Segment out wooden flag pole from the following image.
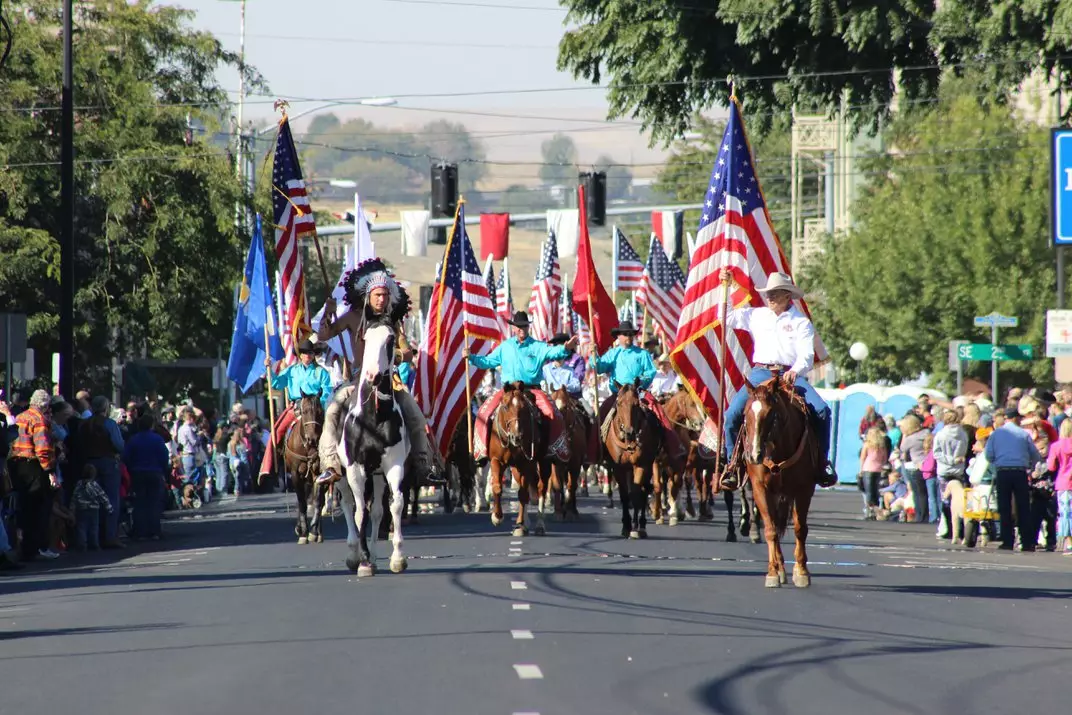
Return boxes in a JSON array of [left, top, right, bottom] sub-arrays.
[[464, 327, 474, 454], [263, 317, 279, 475], [586, 292, 599, 418], [714, 277, 731, 477]]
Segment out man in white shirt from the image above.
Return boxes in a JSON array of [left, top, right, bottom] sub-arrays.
[[718, 269, 837, 489], [648, 354, 680, 398]]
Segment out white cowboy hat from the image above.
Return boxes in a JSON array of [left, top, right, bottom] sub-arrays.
[[757, 272, 804, 300]]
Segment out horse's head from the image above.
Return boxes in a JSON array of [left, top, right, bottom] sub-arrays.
[[298, 395, 323, 448], [743, 378, 790, 464], [667, 389, 705, 433], [613, 383, 646, 444], [495, 382, 537, 454], [360, 323, 394, 384], [550, 385, 570, 412]]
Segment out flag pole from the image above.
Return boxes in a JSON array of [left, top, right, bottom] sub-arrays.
[[263, 312, 279, 480], [714, 277, 731, 481], [586, 292, 599, 419]]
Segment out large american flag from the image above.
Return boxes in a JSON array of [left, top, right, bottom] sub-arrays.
[[670, 100, 826, 439], [413, 205, 499, 457], [636, 233, 686, 350], [527, 227, 561, 341], [613, 227, 645, 292], [272, 116, 313, 349], [274, 270, 296, 366], [482, 256, 505, 342], [496, 256, 513, 316]]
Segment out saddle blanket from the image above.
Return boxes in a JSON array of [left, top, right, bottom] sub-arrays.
[[697, 416, 720, 458], [473, 388, 570, 462]]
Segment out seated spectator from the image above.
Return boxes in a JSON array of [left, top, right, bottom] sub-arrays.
[[876, 471, 910, 520]]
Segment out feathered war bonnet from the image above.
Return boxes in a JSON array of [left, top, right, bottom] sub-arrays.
[[342, 258, 412, 324]]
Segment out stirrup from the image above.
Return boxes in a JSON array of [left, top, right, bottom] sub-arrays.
[[718, 466, 741, 492], [316, 469, 341, 485], [817, 463, 838, 488]]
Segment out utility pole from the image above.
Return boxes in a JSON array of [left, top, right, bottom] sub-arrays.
[[59, 0, 75, 398]]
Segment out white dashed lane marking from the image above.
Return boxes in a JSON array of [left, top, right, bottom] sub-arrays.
[[511, 629, 534, 640], [512, 603, 531, 611], [513, 664, 544, 679], [511, 581, 528, 590]]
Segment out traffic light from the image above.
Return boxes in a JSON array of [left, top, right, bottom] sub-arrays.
[[430, 162, 458, 245], [579, 171, 607, 226]]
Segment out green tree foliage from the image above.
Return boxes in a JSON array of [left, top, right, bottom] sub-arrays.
[[557, 0, 1072, 143], [802, 82, 1053, 389], [594, 154, 633, 201], [539, 133, 579, 185], [0, 0, 263, 388]]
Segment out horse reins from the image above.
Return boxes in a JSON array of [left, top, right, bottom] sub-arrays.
[[748, 384, 812, 476]]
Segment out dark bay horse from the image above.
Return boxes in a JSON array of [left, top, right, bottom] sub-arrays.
[[488, 382, 549, 537], [284, 395, 327, 545], [602, 384, 658, 538], [549, 386, 586, 522], [739, 375, 820, 588]]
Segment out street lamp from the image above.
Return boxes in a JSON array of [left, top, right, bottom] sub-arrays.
[[255, 97, 399, 137], [849, 342, 869, 384]]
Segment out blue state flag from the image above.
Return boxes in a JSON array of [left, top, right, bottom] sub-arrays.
[[227, 214, 285, 393]]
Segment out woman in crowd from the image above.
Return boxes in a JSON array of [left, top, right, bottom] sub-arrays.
[[898, 414, 929, 523], [859, 427, 888, 520], [1047, 418, 1072, 554]]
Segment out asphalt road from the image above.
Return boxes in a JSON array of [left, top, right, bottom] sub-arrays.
[[1, 488, 1069, 715]]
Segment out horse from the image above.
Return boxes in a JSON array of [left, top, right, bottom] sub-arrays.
[[284, 394, 327, 545], [447, 419, 481, 513], [487, 382, 550, 538], [335, 323, 412, 577], [549, 386, 587, 522], [602, 383, 659, 538], [738, 375, 820, 588]]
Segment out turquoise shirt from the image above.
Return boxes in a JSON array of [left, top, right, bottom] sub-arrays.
[[269, 362, 333, 409], [590, 345, 657, 392], [468, 337, 569, 386]]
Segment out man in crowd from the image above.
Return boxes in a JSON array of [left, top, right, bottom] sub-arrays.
[[985, 406, 1041, 551]]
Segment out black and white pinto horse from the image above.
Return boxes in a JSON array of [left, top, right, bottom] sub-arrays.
[[335, 323, 411, 577]]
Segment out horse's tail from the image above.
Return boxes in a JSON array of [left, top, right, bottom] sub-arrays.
[[774, 492, 792, 539]]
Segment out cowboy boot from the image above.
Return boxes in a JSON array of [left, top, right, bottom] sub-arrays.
[[316, 467, 342, 485], [816, 460, 839, 489], [718, 454, 744, 492]]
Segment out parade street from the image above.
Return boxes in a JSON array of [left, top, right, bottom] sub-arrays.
[[1, 490, 1069, 715]]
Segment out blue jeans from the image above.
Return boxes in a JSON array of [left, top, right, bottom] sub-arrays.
[[89, 457, 121, 542], [724, 368, 831, 463], [76, 508, 100, 549], [131, 470, 164, 539], [213, 454, 233, 494], [181, 455, 205, 486], [925, 477, 941, 523]]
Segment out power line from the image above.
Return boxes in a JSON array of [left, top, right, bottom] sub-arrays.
[[213, 31, 553, 50]]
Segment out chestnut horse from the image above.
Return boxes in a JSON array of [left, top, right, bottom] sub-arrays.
[[284, 395, 327, 545], [488, 383, 550, 537], [549, 386, 586, 522], [739, 375, 820, 588], [602, 384, 658, 538]]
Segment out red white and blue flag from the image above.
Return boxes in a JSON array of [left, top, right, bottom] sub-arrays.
[[612, 227, 645, 292], [527, 227, 561, 341], [272, 115, 314, 350], [636, 233, 687, 350], [414, 205, 499, 457]]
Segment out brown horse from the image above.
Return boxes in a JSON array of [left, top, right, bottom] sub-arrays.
[[739, 375, 820, 588], [549, 386, 586, 522], [284, 395, 327, 545], [488, 383, 550, 537], [602, 384, 659, 538]]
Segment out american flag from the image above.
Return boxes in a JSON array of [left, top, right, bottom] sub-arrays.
[[272, 115, 314, 349], [274, 270, 296, 366], [527, 227, 561, 341], [413, 205, 499, 457], [573, 310, 592, 347], [482, 256, 505, 341], [613, 227, 645, 292], [496, 256, 513, 316], [559, 288, 572, 335], [670, 100, 827, 438], [636, 233, 686, 350]]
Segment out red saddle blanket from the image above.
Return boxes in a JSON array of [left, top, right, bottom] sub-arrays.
[[473, 388, 570, 462]]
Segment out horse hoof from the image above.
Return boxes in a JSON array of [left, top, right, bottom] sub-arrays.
[[750, 535, 762, 544], [654, 517, 665, 525], [534, 525, 546, 536], [297, 536, 308, 545], [726, 532, 737, 543], [491, 514, 503, 527], [390, 557, 408, 574], [638, 529, 648, 539], [669, 516, 679, 527], [793, 573, 811, 588], [316, 534, 324, 543], [512, 526, 528, 538], [345, 557, 360, 574], [621, 527, 631, 538], [699, 513, 714, 522], [629, 530, 640, 539], [779, 571, 789, 585], [357, 563, 375, 578], [765, 575, 782, 588]]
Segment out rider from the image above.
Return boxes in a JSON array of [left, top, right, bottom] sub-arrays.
[[589, 321, 686, 462], [718, 269, 837, 490], [258, 338, 333, 481], [543, 333, 583, 399], [315, 259, 433, 485], [464, 311, 577, 462]]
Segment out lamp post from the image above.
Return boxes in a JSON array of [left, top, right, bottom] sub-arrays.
[[849, 342, 869, 384]]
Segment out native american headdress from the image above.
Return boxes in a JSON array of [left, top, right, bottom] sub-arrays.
[[342, 258, 411, 325]]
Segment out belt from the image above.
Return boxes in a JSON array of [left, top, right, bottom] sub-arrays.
[[754, 363, 791, 371], [994, 466, 1030, 472]]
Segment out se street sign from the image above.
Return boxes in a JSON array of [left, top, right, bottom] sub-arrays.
[[1053, 128, 1072, 245], [973, 313, 1019, 328], [957, 343, 1034, 361]]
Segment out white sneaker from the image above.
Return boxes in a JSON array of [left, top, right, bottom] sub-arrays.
[[37, 549, 60, 560]]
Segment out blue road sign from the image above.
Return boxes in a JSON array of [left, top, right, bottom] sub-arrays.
[[1052, 128, 1072, 245], [973, 313, 1019, 328]]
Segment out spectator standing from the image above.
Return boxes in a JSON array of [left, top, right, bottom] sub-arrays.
[[79, 396, 125, 549], [70, 464, 112, 550], [176, 408, 203, 485], [859, 405, 884, 438], [122, 414, 170, 540], [1047, 418, 1072, 554], [9, 389, 60, 560], [858, 427, 888, 519], [898, 414, 929, 523], [934, 409, 969, 531], [985, 407, 1041, 551], [920, 433, 939, 525]]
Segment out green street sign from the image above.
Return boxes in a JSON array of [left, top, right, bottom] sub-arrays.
[[956, 343, 1034, 361]]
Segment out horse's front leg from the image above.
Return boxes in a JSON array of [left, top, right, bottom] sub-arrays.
[[294, 475, 309, 544], [723, 490, 738, 542], [384, 443, 409, 573], [513, 463, 532, 538], [534, 460, 552, 536], [344, 465, 372, 575], [792, 487, 814, 588], [651, 460, 664, 525], [567, 461, 580, 520], [749, 476, 782, 588], [368, 467, 386, 573], [490, 459, 505, 527], [630, 464, 648, 539], [614, 466, 631, 538]]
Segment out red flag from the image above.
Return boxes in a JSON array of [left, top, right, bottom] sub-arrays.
[[571, 184, 619, 351], [479, 212, 510, 261]]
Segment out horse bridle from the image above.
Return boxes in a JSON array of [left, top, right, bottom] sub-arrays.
[[615, 394, 645, 450], [747, 386, 811, 476], [494, 395, 537, 461]]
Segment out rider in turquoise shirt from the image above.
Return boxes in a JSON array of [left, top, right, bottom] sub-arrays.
[[589, 321, 657, 392], [468, 314, 573, 386], [269, 346, 333, 410]]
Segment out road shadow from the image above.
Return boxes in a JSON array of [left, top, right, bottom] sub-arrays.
[[0, 622, 182, 641], [855, 583, 1072, 600]]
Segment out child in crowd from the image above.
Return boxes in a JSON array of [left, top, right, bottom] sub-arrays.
[[70, 464, 113, 551], [876, 471, 909, 521], [921, 433, 939, 525]]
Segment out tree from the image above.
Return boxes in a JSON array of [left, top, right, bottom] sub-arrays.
[[801, 80, 1053, 389], [0, 0, 263, 390], [539, 133, 578, 185], [419, 120, 488, 192], [593, 154, 633, 201], [557, 0, 1072, 144]]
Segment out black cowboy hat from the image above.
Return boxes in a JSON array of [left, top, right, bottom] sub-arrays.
[[549, 332, 571, 345], [296, 338, 324, 354], [506, 311, 531, 328], [611, 321, 639, 336], [643, 336, 660, 347]]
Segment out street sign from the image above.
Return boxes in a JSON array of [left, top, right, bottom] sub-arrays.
[[973, 313, 1019, 328], [957, 343, 1034, 361], [948, 340, 969, 371], [1053, 128, 1072, 245], [1046, 309, 1072, 357]]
